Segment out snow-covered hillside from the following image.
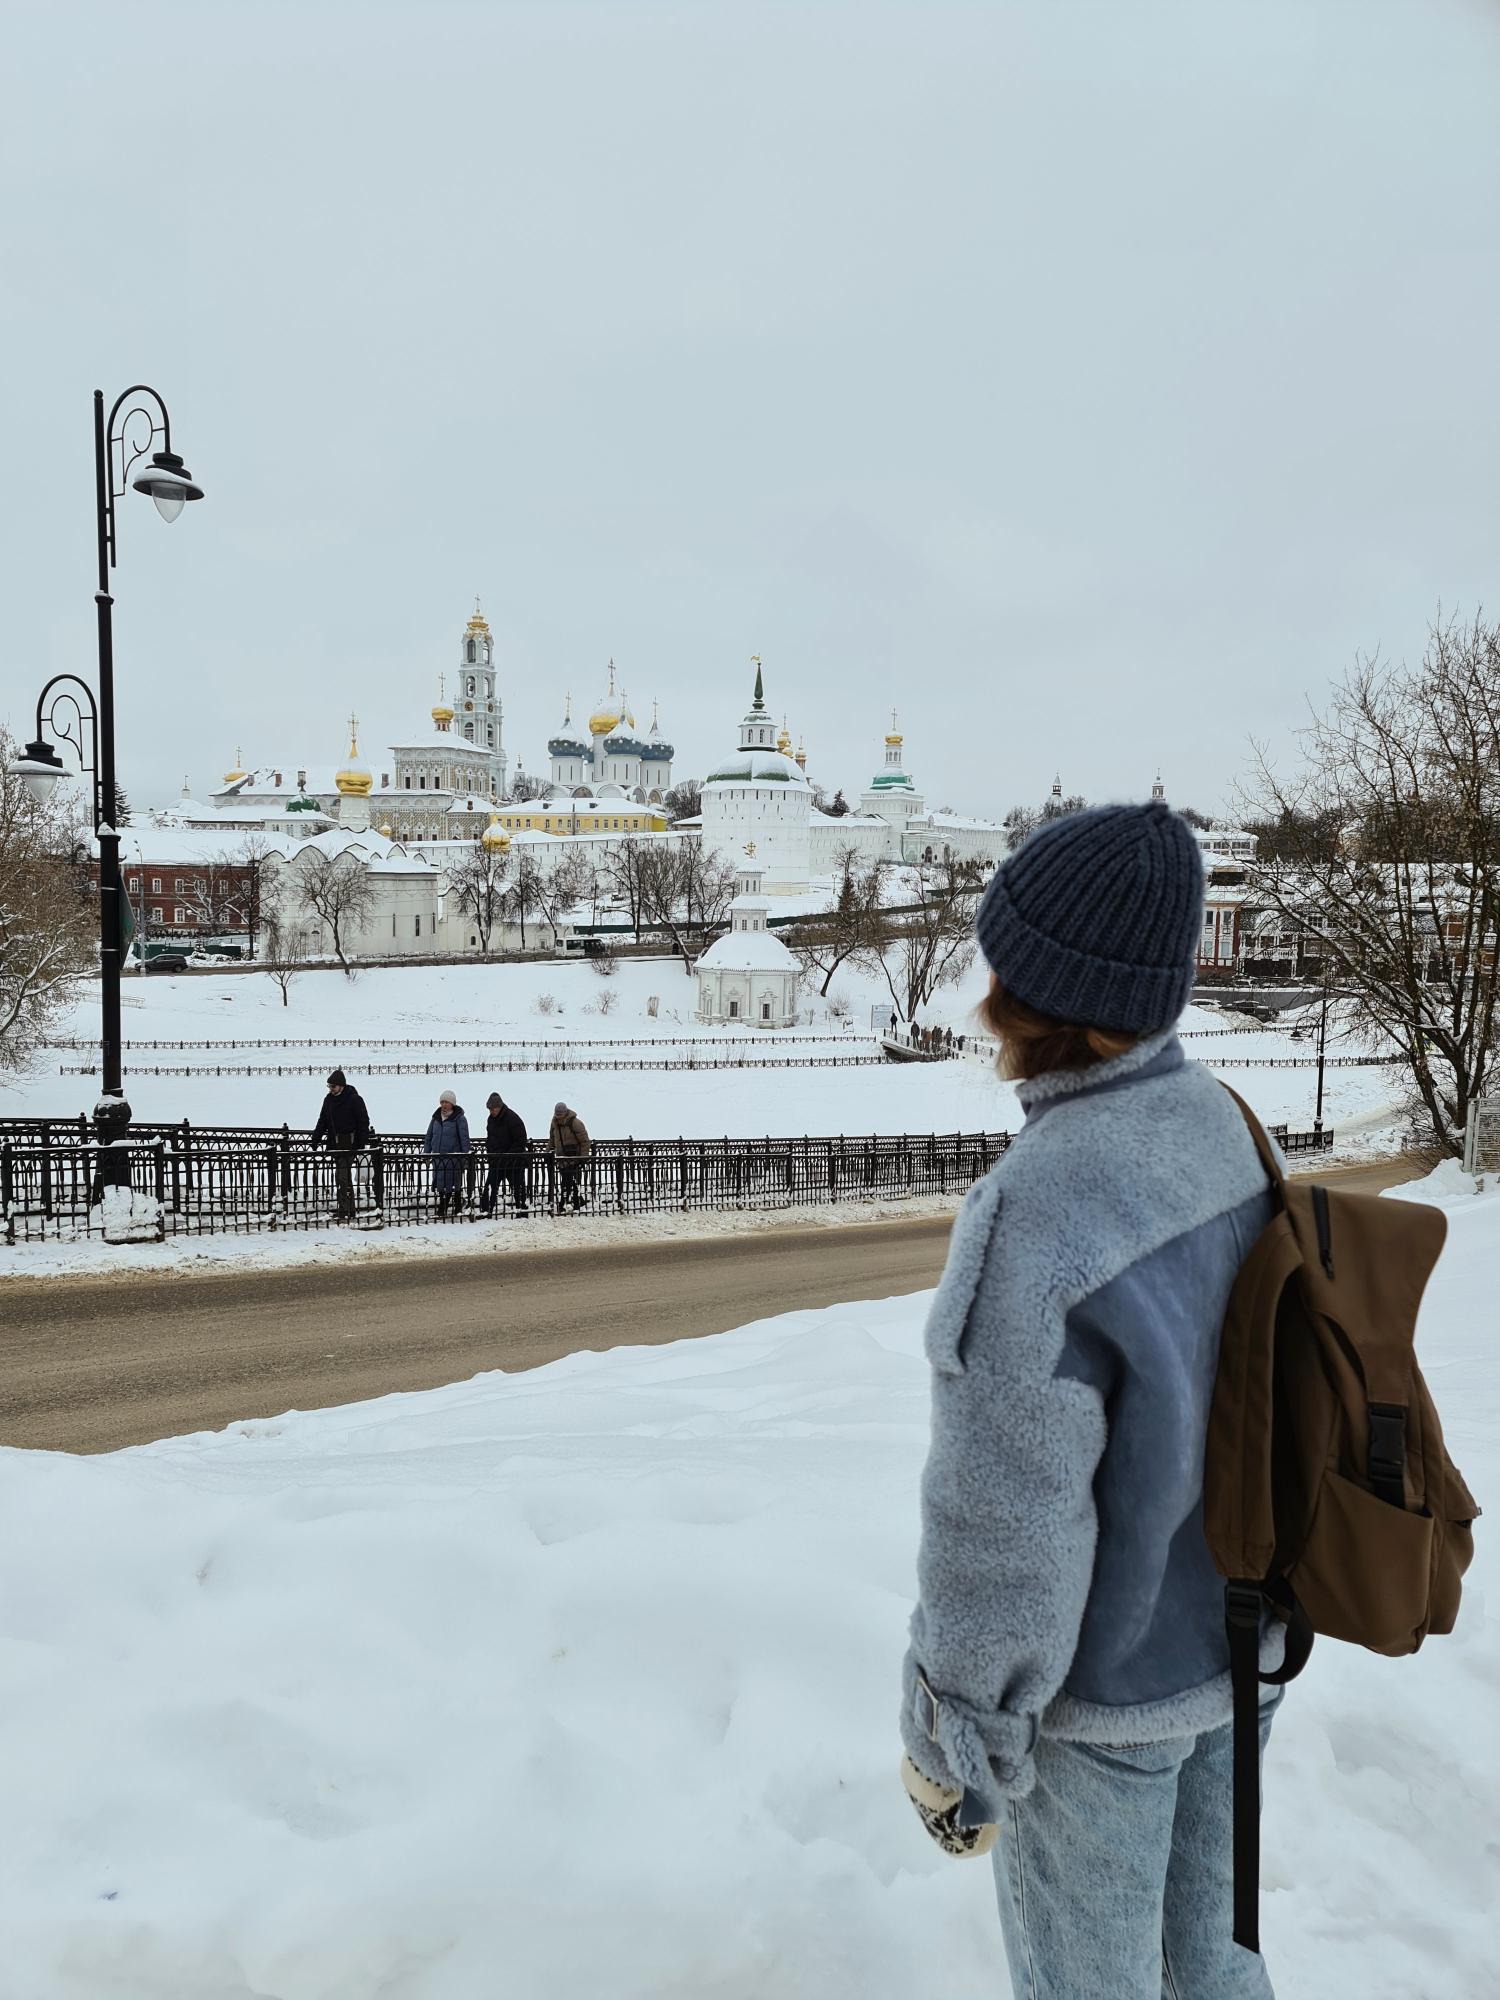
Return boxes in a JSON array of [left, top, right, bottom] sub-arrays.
[[1, 1172, 1493, 1998], [3, 957, 1406, 1149]]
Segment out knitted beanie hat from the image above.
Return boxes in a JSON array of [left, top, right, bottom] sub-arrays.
[[975, 802, 1203, 1032]]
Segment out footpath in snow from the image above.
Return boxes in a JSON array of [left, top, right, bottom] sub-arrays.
[[0, 1169, 1494, 1998]]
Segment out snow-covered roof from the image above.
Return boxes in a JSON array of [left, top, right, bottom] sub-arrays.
[[388, 734, 496, 756], [695, 929, 797, 972], [810, 810, 888, 828], [917, 810, 1006, 833], [704, 749, 809, 789]]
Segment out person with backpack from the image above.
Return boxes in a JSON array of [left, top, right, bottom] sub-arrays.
[[481, 1091, 529, 1218], [899, 803, 1285, 1998], [899, 802, 1477, 1993], [548, 1101, 590, 1212], [423, 1089, 470, 1219], [312, 1068, 370, 1222]]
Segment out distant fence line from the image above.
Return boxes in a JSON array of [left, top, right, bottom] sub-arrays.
[[45, 1032, 873, 1053], [57, 1054, 886, 1078], [0, 1118, 1335, 1247]]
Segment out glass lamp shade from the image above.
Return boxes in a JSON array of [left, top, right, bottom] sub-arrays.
[[9, 740, 67, 804], [131, 450, 204, 522]]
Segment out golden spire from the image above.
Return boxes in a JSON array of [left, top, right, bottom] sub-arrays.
[[466, 595, 490, 634], [336, 713, 373, 796], [223, 745, 247, 784], [885, 707, 904, 747], [432, 670, 455, 729]]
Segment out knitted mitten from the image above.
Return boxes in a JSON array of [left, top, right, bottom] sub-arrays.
[[900, 1755, 997, 1858]]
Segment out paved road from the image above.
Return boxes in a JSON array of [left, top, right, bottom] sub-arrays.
[[0, 1156, 1423, 1456]]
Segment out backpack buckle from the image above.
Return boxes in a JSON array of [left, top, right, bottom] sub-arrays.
[[1224, 1580, 1263, 1632], [1367, 1402, 1408, 1507]]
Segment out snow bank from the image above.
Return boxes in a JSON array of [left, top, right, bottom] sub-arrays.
[[1, 1197, 1495, 1995]]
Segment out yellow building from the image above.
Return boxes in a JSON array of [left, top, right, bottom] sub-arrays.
[[487, 796, 669, 837]]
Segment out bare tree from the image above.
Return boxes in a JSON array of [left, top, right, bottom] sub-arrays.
[[182, 849, 245, 937], [0, 729, 97, 1075], [605, 837, 651, 942], [508, 769, 552, 803], [638, 843, 739, 974], [863, 856, 979, 1019], [448, 841, 511, 953], [501, 848, 545, 949], [296, 850, 376, 975], [530, 849, 590, 948], [260, 911, 307, 1006], [663, 779, 702, 821], [234, 833, 274, 957], [788, 846, 887, 995], [1240, 609, 1500, 1156], [1004, 791, 1088, 853]]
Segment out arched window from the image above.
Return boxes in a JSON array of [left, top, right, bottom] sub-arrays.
[[467, 640, 476, 664]]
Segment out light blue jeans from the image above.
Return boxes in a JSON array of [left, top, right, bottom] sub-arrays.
[[993, 1703, 1277, 2000]]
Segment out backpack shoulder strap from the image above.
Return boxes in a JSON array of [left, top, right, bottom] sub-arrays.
[[1220, 1083, 1287, 1196]]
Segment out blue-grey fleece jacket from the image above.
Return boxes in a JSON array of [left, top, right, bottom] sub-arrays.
[[900, 1030, 1278, 1821]]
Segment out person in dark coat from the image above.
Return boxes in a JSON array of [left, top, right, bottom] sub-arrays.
[[548, 1101, 590, 1212], [480, 1090, 529, 1217], [424, 1089, 471, 1218], [312, 1068, 370, 1221]]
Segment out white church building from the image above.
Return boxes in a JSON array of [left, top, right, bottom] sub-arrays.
[[694, 858, 801, 1028]]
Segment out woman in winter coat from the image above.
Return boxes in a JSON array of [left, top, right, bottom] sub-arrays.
[[547, 1102, 590, 1212], [900, 802, 1280, 2000], [423, 1089, 470, 1218]]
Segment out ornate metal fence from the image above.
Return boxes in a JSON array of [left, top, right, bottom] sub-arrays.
[[1, 1129, 1014, 1244]]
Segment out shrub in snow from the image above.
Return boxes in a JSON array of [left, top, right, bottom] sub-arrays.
[[533, 993, 557, 1016], [590, 948, 619, 979], [596, 990, 617, 1016], [827, 991, 852, 1022]]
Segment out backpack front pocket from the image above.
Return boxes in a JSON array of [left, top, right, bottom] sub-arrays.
[[1290, 1469, 1436, 1653]]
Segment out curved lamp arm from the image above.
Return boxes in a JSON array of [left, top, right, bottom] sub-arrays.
[[98, 382, 174, 576], [33, 672, 103, 826]]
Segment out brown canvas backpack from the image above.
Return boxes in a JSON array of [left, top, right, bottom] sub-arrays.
[[1204, 1093, 1480, 1953]]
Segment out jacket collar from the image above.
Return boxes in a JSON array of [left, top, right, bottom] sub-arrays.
[[1015, 1027, 1185, 1124]]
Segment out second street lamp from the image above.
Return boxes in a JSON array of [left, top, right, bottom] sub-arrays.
[[7, 383, 205, 1102]]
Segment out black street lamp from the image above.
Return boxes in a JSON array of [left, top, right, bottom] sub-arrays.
[[8, 386, 204, 1099]]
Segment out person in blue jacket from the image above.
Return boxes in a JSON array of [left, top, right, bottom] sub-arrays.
[[423, 1089, 470, 1219], [899, 802, 1281, 2000]]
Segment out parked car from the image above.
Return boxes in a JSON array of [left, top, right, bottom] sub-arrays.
[[144, 953, 189, 974]]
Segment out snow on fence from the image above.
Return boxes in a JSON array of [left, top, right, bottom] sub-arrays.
[[0, 1118, 1336, 1246]]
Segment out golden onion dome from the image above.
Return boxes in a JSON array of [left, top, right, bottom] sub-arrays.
[[776, 715, 793, 755], [432, 702, 455, 728], [589, 704, 622, 737], [480, 813, 511, 852], [885, 732, 903, 748], [378, 822, 393, 838], [223, 747, 247, 785], [466, 596, 490, 634], [334, 716, 373, 797]]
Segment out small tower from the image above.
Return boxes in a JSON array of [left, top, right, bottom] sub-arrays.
[[335, 714, 374, 833], [738, 658, 777, 751], [1152, 771, 1166, 803], [432, 674, 455, 736]]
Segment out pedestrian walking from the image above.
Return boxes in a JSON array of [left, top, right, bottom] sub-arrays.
[[481, 1090, 529, 1217], [548, 1100, 590, 1212], [899, 802, 1284, 1998], [423, 1089, 470, 1218], [888, 1010, 899, 1037], [312, 1067, 370, 1222]]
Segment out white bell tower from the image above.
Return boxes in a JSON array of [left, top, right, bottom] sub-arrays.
[[456, 599, 507, 796]]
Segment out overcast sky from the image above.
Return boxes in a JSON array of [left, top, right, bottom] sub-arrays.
[[2, 0, 1497, 821]]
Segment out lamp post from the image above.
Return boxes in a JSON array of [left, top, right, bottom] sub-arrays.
[[8, 386, 204, 1099]]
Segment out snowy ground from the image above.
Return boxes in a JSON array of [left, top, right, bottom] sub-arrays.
[[5, 957, 1406, 1150], [0, 1168, 1493, 1998]]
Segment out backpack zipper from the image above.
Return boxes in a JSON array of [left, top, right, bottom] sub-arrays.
[[1311, 1185, 1334, 1278]]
